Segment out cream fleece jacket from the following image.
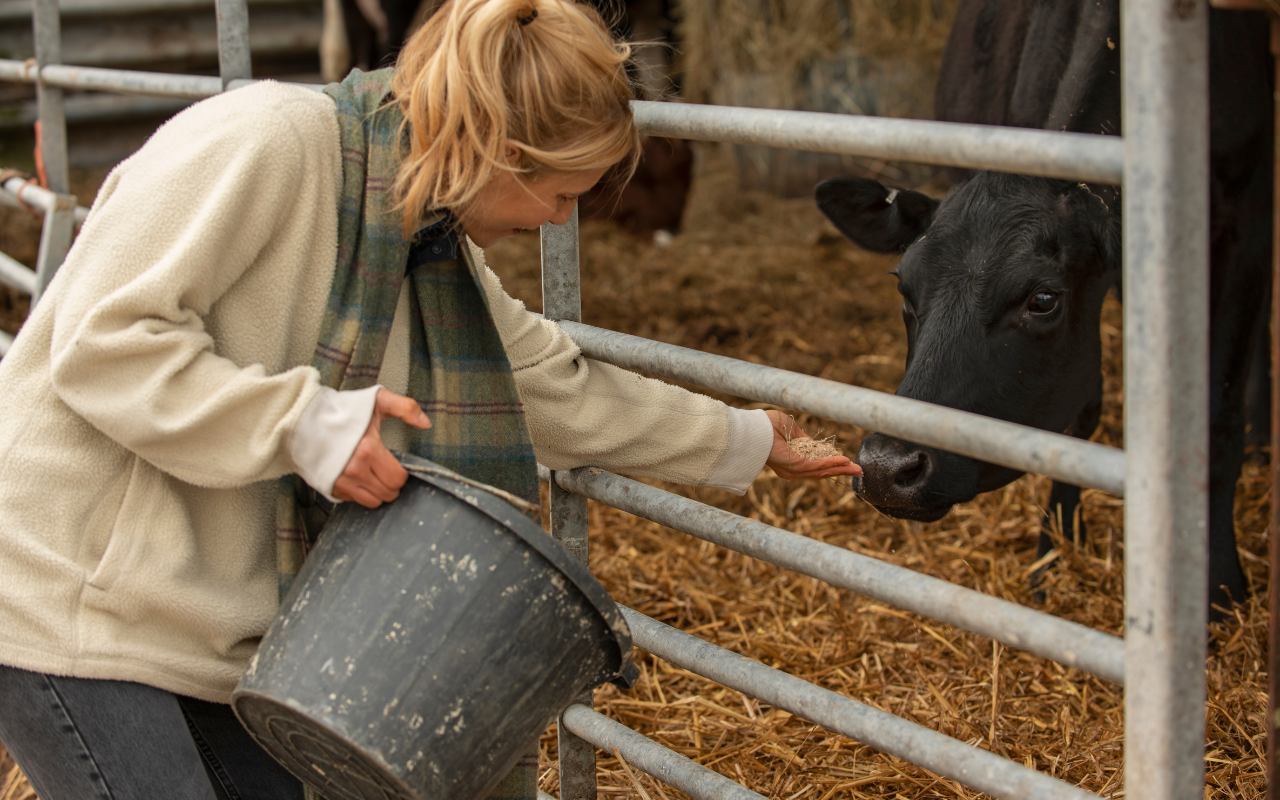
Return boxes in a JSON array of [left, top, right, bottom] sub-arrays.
[[0, 81, 771, 702]]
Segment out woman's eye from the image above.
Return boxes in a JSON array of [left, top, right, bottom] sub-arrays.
[[1028, 291, 1059, 314]]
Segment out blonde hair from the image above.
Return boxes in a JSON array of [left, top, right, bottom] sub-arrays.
[[390, 0, 640, 233]]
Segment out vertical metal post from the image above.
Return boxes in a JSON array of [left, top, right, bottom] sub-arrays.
[[29, 0, 74, 304], [1268, 13, 1280, 799], [31, 0, 69, 194], [541, 207, 596, 800], [215, 0, 253, 88], [1122, 0, 1210, 797], [31, 193, 76, 305]]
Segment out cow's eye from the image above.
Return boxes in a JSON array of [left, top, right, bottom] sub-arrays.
[[1028, 291, 1059, 314], [902, 297, 916, 317]]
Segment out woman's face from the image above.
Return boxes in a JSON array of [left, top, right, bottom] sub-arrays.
[[458, 164, 607, 249]]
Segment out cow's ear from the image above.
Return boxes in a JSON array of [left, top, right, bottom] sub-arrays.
[[815, 177, 941, 254]]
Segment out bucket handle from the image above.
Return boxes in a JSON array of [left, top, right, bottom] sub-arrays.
[[401, 460, 542, 521]]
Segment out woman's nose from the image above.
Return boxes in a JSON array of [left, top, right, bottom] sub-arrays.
[[548, 200, 576, 227]]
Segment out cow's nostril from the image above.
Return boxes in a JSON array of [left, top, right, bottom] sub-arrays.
[[894, 451, 929, 488]]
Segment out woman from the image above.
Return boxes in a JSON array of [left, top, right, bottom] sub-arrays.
[[0, 1, 859, 797]]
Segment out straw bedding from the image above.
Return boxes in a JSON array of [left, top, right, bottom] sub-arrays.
[[0, 151, 1269, 799], [485, 151, 1269, 799]]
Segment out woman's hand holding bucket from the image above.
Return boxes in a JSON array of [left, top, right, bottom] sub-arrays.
[[332, 389, 432, 508]]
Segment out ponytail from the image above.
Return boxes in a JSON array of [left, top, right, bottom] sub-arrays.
[[390, 0, 641, 234]]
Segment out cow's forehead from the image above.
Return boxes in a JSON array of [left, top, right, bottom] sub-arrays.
[[898, 182, 1079, 309], [937, 174, 1062, 233], [900, 175, 1075, 281]]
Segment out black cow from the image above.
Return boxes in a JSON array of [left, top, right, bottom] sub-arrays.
[[815, 0, 1273, 615]]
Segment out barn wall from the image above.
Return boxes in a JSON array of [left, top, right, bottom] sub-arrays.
[[672, 0, 958, 197]]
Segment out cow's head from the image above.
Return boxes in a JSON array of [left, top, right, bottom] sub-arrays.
[[817, 172, 1120, 521]]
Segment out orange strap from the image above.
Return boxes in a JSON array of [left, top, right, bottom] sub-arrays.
[[33, 119, 48, 189]]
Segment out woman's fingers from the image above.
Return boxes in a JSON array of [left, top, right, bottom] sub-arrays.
[[763, 410, 863, 481], [765, 409, 805, 440], [332, 479, 383, 509], [366, 442, 409, 493], [770, 454, 863, 481], [334, 442, 406, 508], [376, 388, 431, 429], [333, 394, 418, 508], [785, 455, 862, 474]]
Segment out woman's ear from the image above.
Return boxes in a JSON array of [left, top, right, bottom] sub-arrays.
[[503, 143, 522, 166]]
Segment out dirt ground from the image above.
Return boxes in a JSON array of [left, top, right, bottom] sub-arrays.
[[0, 144, 1270, 799]]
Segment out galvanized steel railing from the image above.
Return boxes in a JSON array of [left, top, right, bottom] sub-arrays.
[[0, 0, 1211, 798], [0, 177, 86, 353]]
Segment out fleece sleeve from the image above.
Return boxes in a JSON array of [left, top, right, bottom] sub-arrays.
[[289, 385, 382, 500], [472, 245, 772, 493], [46, 86, 333, 489]]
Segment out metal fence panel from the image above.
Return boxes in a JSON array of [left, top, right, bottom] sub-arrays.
[[555, 320, 1126, 496], [32, 192, 74, 302], [548, 465, 1125, 684], [560, 705, 766, 800], [0, 57, 1128, 185], [0, 252, 36, 296], [214, 0, 251, 86], [632, 101, 1124, 184], [540, 208, 598, 800], [622, 607, 1100, 800], [1121, 0, 1211, 796], [32, 0, 69, 195], [0, 0, 1216, 792]]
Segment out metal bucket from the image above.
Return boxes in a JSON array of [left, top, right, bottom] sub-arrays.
[[231, 454, 636, 800]]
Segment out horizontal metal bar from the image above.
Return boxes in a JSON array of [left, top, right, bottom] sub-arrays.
[[537, 792, 556, 800], [0, 68, 1117, 188], [622, 607, 1099, 800], [0, 252, 38, 295], [0, 329, 12, 357], [0, 61, 224, 98], [632, 101, 1124, 185], [0, 185, 32, 214], [0, 92, 194, 128], [553, 467, 1124, 684], [0, 0, 315, 21], [2, 177, 89, 225], [556, 321, 1126, 496], [0, 61, 323, 99], [561, 705, 766, 800], [2, 176, 55, 213]]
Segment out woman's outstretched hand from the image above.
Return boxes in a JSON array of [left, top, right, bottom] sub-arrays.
[[764, 410, 863, 481], [332, 389, 432, 508]]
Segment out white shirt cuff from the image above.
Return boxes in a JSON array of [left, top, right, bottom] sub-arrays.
[[703, 408, 774, 495], [289, 385, 381, 502]]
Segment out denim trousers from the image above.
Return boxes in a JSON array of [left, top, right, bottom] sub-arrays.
[[0, 664, 303, 800]]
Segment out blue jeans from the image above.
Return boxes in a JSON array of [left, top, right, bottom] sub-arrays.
[[0, 664, 302, 800]]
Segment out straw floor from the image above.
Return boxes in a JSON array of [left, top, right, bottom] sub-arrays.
[[483, 150, 1270, 799], [0, 149, 1270, 798]]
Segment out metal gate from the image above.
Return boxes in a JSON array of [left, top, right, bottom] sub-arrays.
[[0, 1, 1212, 797]]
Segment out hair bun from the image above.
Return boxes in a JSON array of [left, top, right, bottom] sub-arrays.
[[516, 6, 537, 25]]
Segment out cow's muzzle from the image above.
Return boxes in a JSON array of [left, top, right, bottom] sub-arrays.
[[854, 433, 980, 520]]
